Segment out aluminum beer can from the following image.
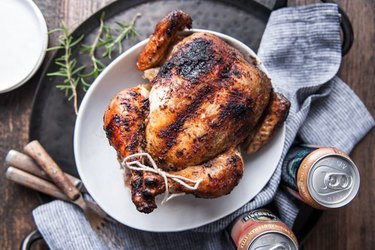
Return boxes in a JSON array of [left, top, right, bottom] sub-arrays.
[[283, 146, 360, 209], [231, 209, 298, 250]]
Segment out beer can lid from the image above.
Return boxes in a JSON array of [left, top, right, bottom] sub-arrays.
[[307, 154, 360, 208], [249, 232, 298, 250]]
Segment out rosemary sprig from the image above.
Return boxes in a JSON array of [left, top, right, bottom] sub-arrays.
[[79, 12, 141, 89], [47, 13, 141, 114], [80, 12, 106, 82], [47, 22, 85, 115], [102, 13, 141, 59]]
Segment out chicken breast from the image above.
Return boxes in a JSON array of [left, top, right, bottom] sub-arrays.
[[146, 32, 272, 170]]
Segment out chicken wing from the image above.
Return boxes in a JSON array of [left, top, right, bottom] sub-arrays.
[[242, 91, 290, 154], [136, 10, 192, 70]]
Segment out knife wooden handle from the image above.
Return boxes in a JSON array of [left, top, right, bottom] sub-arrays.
[[5, 149, 81, 187], [24, 140, 80, 201], [6, 167, 69, 201]]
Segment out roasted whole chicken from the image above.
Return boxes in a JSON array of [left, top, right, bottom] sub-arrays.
[[104, 11, 290, 213]]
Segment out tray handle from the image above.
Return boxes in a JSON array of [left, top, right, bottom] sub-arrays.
[[322, 0, 354, 55], [267, 0, 353, 55], [20, 230, 44, 250], [271, 0, 287, 10]]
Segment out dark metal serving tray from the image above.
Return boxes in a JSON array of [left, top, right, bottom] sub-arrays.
[[28, 0, 352, 246], [29, 0, 276, 177]]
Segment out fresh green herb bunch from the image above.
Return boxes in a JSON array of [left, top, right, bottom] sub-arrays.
[[47, 13, 141, 115], [79, 12, 140, 85], [101, 13, 141, 59], [80, 12, 107, 87], [47, 22, 85, 115]]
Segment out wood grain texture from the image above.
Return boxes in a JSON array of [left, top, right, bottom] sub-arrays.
[[5, 167, 69, 201], [299, 0, 375, 249], [24, 141, 80, 201], [0, 0, 373, 249], [0, 1, 110, 249], [5, 150, 81, 186]]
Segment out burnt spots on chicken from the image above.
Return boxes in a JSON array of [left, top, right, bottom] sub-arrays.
[[165, 138, 178, 149], [123, 118, 130, 132], [230, 51, 237, 59], [219, 94, 254, 123], [218, 64, 231, 79], [177, 39, 215, 81], [166, 14, 177, 37], [113, 114, 121, 125], [232, 67, 241, 78], [164, 10, 192, 37], [104, 122, 114, 140], [134, 170, 144, 176], [207, 173, 213, 180], [131, 188, 157, 213], [158, 38, 217, 82], [209, 121, 220, 128], [233, 167, 243, 179], [120, 99, 133, 112], [144, 177, 158, 187], [203, 161, 212, 168], [135, 200, 156, 213], [216, 101, 249, 127], [142, 190, 153, 198], [104, 114, 121, 139], [158, 86, 213, 150], [229, 102, 251, 120], [125, 136, 140, 152], [141, 98, 150, 111], [128, 90, 140, 97], [167, 165, 178, 171], [130, 172, 164, 210], [176, 150, 184, 158], [197, 133, 208, 142], [227, 155, 240, 168], [131, 178, 143, 189]]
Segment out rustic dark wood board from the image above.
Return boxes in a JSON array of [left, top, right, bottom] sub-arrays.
[[292, 0, 375, 249], [0, 0, 373, 249]]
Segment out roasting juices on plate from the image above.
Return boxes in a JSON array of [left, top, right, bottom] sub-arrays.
[[230, 209, 298, 250], [282, 145, 360, 209], [103, 10, 290, 213]]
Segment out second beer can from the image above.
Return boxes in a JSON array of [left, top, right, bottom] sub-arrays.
[[231, 209, 298, 250], [283, 145, 360, 209]]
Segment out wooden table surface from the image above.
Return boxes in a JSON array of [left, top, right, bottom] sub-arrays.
[[0, 0, 373, 249]]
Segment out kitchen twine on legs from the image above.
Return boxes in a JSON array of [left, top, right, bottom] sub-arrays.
[[121, 152, 203, 204]]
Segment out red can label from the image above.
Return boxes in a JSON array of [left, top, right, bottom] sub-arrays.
[[231, 209, 298, 250]]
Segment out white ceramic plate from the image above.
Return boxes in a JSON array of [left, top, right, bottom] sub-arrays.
[[74, 29, 285, 232], [0, 0, 48, 93]]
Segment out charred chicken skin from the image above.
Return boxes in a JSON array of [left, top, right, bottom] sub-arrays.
[[104, 11, 290, 213]]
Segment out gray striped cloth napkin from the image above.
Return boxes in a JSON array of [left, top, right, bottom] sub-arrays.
[[33, 3, 374, 249]]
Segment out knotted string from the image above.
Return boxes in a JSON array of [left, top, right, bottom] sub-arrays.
[[121, 152, 203, 204]]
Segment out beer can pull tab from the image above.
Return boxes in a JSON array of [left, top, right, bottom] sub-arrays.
[[269, 243, 292, 250], [254, 242, 292, 250], [254, 242, 293, 250], [323, 172, 352, 190]]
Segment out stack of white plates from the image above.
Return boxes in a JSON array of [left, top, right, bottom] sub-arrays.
[[0, 0, 48, 93]]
